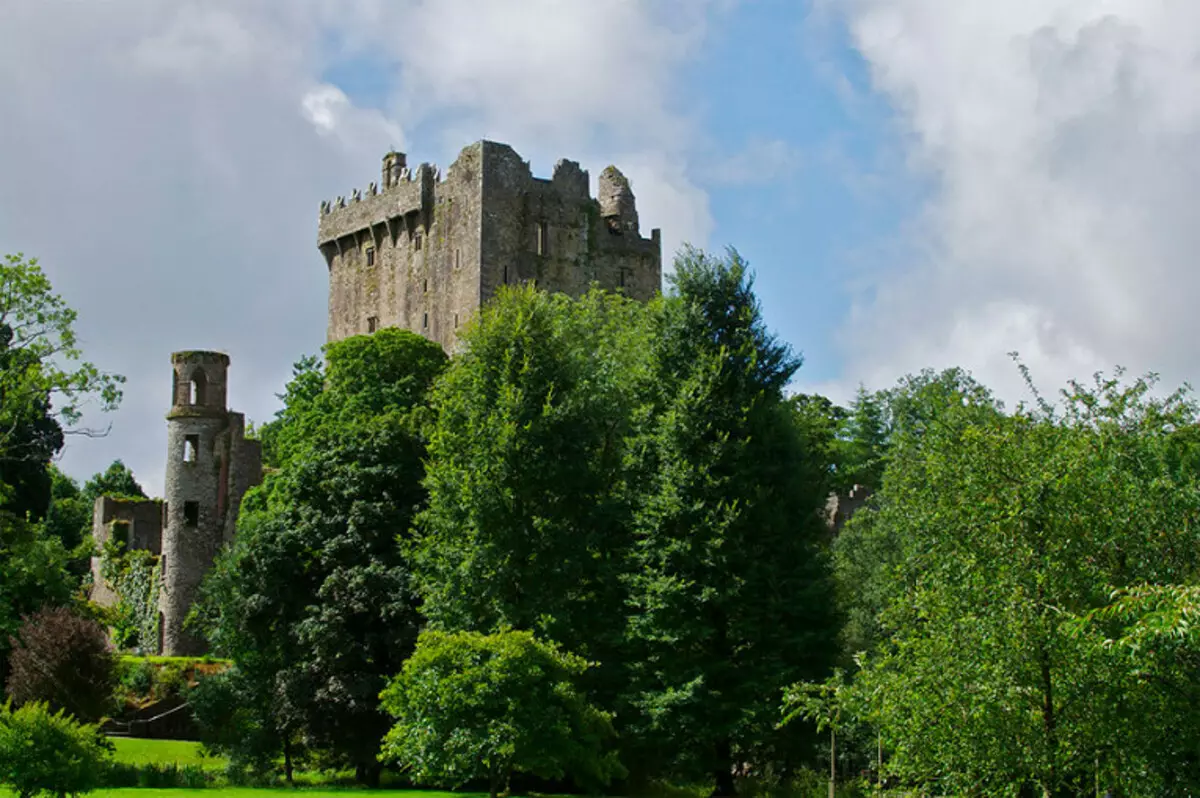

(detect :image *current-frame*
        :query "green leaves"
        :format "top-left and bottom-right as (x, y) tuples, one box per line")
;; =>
(195, 328), (447, 780)
(379, 629), (622, 797)
(0, 701), (112, 798)
(0, 253), (123, 443)
(832, 366), (1200, 794)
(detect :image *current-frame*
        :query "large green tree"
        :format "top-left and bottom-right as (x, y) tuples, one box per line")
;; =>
(623, 247), (838, 792)
(0, 255), (122, 518)
(196, 328), (446, 783)
(0, 252), (122, 680)
(835, 368), (1200, 796)
(414, 285), (655, 711)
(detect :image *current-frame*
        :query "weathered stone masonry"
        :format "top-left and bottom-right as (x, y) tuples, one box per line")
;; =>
(318, 140), (663, 349)
(89, 351), (262, 656)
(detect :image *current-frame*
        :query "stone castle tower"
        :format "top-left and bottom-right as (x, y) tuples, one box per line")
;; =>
(161, 351), (261, 655)
(318, 140), (662, 349)
(89, 351), (262, 656)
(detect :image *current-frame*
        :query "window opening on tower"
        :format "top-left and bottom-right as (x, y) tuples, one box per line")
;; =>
(184, 435), (199, 463)
(183, 501), (199, 527)
(187, 371), (207, 406)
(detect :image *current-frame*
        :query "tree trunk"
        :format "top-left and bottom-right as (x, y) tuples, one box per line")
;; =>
(488, 762), (500, 798)
(714, 737), (736, 796)
(829, 728), (836, 798)
(283, 738), (294, 786)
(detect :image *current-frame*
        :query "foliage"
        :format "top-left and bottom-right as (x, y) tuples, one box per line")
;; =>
(0, 255), (123, 517)
(831, 367), (1004, 658)
(0, 253), (123, 430)
(39, 469), (91, 578)
(414, 284), (654, 714)
(4, 605), (115, 723)
(195, 327), (447, 783)
(622, 247), (838, 790)
(0, 700), (113, 798)
(97, 537), (160, 653)
(834, 366), (1200, 795)
(379, 629), (622, 797)
(0, 513), (77, 687)
(189, 665), (297, 781)
(81, 460), (146, 503)
(250, 355), (322, 470)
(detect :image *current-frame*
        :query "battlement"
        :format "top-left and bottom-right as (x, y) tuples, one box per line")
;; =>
(320, 138), (663, 351)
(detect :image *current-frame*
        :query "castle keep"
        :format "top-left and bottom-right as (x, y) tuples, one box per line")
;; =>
(90, 351), (262, 656)
(318, 140), (662, 349)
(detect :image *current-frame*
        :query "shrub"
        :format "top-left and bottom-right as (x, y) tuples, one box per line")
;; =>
(5, 606), (115, 722)
(115, 658), (154, 698)
(154, 660), (187, 699)
(0, 701), (113, 798)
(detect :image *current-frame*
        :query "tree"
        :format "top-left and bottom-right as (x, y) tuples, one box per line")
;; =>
(836, 367), (1200, 795)
(0, 254), (123, 454)
(414, 285), (654, 713)
(379, 629), (623, 798)
(0, 514), (77, 687)
(624, 247), (838, 792)
(5, 606), (115, 723)
(832, 367), (1004, 657)
(0, 701), (112, 798)
(41, 468), (89, 552)
(81, 460), (145, 503)
(0, 254), (123, 521)
(195, 328), (447, 783)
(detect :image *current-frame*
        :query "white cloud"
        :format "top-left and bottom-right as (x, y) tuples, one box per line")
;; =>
(0, 0), (720, 495)
(707, 138), (803, 186)
(824, 0), (1200, 403)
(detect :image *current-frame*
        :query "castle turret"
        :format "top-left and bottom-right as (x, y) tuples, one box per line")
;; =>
(160, 350), (261, 655)
(598, 165), (639, 235)
(382, 150), (408, 189)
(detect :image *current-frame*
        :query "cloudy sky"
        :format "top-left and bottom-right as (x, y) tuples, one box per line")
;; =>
(2, 0), (1198, 496)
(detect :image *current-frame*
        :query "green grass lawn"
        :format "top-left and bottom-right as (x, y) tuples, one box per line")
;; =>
(109, 737), (225, 770)
(5, 791), (481, 798)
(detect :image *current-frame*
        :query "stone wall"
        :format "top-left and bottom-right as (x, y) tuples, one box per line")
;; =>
(88, 496), (164, 608)
(319, 139), (662, 351)
(825, 484), (872, 535)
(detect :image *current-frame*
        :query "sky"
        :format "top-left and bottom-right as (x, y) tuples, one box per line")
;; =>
(2, 0), (1199, 496)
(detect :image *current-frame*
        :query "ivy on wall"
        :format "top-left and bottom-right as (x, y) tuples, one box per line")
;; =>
(99, 534), (161, 653)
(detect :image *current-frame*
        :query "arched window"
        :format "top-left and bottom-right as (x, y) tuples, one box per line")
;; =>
(188, 369), (208, 406)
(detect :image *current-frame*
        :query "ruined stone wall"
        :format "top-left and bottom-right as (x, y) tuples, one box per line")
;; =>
(476, 142), (661, 308)
(221, 411), (263, 546)
(320, 140), (661, 351)
(88, 496), (164, 608)
(825, 484), (872, 536)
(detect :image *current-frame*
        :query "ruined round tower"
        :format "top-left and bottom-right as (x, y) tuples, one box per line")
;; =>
(160, 351), (261, 655)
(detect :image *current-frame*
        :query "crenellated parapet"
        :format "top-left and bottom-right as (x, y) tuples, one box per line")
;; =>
(318, 157), (441, 251)
(320, 138), (663, 351)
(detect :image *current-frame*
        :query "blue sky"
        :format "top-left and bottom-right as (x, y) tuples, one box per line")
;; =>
(2, 0), (1198, 494)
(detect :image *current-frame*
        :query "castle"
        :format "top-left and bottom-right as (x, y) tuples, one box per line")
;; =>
(318, 140), (662, 349)
(89, 140), (660, 655)
(90, 352), (262, 656)
(88, 139), (869, 656)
